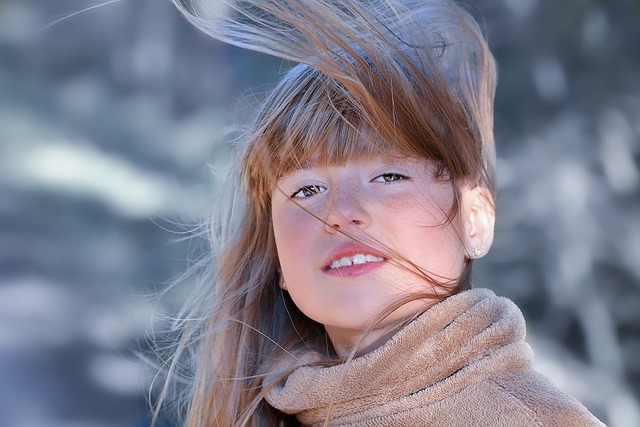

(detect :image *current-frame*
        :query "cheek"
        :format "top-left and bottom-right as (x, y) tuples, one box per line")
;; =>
(417, 219), (467, 276)
(381, 189), (465, 272)
(272, 206), (317, 269)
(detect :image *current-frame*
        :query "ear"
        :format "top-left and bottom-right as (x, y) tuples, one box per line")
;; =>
(459, 186), (495, 259)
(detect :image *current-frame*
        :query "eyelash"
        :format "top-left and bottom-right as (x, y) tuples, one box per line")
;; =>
(290, 184), (326, 199)
(289, 172), (409, 199)
(372, 172), (409, 184)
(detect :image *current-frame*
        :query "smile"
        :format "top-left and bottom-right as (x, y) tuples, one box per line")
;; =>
(328, 254), (385, 270)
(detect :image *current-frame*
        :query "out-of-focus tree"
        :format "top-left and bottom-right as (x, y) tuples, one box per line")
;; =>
(0, 0), (637, 426)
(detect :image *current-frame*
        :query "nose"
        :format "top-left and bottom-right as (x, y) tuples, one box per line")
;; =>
(324, 185), (371, 234)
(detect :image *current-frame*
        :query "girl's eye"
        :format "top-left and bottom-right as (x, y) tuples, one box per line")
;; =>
(372, 172), (409, 183)
(291, 184), (326, 199)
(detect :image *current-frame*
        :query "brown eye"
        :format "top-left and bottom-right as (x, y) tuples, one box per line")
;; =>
(373, 173), (409, 183)
(291, 184), (326, 198)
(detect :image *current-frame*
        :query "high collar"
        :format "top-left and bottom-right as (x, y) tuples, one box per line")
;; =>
(266, 288), (533, 425)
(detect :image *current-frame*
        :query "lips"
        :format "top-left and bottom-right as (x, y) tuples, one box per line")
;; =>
(323, 243), (387, 271)
(329, 254), (385, 269)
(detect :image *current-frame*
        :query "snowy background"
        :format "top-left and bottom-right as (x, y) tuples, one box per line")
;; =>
(1, 0), (639, 426)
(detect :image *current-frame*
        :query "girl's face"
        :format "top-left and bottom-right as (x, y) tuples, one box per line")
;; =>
(271, 156), (471, 355)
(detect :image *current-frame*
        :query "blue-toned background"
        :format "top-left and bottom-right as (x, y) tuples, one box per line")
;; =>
(1, 0), (639, 426)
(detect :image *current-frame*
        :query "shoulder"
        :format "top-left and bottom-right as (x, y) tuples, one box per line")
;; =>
(486, 370), (606, 427)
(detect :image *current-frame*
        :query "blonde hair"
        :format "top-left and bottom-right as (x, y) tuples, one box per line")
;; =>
(156, 0), (497, 425)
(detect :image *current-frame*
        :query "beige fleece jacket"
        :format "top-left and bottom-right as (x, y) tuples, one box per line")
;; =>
(266, 288), (605, 426)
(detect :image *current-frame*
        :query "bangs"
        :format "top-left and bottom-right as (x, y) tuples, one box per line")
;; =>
(246, 65), (440, 195)
(273, 103), (409, 177)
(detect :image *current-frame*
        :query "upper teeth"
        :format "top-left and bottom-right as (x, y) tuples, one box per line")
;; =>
(329, 254), (384, 269)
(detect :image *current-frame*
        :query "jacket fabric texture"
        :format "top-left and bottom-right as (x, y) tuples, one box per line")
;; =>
(266, 288), (605, 426)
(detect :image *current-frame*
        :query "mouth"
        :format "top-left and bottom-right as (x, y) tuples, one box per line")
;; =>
(326, 253), (385, 270)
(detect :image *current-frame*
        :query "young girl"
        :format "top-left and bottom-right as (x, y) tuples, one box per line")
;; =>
(157, 0), (605, 425)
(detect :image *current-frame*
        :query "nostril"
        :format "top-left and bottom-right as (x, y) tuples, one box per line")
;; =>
(351, 219), (362, 225)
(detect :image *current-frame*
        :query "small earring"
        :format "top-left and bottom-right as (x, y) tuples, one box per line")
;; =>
(473, 245), (482, 258)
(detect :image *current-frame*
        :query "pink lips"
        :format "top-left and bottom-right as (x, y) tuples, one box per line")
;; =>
(322, 242), (387, 277)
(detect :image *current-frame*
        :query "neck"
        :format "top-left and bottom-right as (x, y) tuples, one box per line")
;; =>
(326, 299), (441, 358)
(326, 321), (407, 359)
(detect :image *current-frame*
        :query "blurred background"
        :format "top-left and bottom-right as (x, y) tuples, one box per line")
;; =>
(1, 0), (639, 426)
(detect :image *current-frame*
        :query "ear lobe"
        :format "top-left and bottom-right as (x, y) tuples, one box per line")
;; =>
(461, 186), (495, 259)
(279, 275), (288, 290)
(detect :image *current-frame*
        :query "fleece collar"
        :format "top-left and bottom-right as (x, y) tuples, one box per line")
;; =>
(266, 288), (533, 425)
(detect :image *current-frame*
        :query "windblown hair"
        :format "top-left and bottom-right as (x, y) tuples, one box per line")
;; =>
(156, 0), (497, 425)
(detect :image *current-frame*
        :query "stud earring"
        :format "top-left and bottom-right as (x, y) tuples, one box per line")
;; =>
(473, 245), (482, 257)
